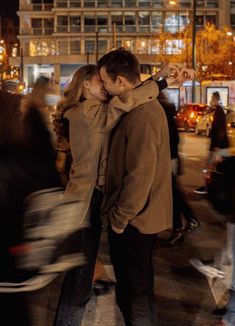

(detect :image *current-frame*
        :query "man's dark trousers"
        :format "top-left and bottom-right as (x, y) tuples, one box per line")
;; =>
(108, 224), (155, 326)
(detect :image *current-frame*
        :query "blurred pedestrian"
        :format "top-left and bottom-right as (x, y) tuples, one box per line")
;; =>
(0, 79), (61, 325)
(194, 91), (229, 194)
(209, 91), (229, 162)
(20, 76), (61, 190)
(0, 91), (31, 325)
(158, 91), (200, 246)
(0, 77), (61, 326)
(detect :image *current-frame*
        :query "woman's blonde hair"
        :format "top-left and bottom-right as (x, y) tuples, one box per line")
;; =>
(57, 64), (98, 112)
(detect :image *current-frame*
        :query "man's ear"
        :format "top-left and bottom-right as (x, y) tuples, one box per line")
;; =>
(116, 75), (126, 87)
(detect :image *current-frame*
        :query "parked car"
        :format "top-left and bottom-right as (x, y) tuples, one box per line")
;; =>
(175, 103), (209, 131)
(194, 107), (215, 137)
(195, 107), (234, 137)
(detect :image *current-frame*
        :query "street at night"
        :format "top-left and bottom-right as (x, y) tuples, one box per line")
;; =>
(1, 1), (235, 325)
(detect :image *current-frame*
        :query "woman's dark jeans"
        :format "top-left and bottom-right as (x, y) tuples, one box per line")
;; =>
(54, 189), (103, 326)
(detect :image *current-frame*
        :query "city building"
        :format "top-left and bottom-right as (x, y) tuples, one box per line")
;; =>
(11, 0), (234, 93)
(0, 17), (19, 81)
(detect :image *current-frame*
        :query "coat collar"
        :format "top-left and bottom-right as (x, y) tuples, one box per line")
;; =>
(109, 80), (159, 113)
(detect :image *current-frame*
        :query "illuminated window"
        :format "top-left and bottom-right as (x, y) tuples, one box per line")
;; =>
(111, 12), (123, 32)
(70, 16), (80, 32)
(178, 12), (189, 30)
(123, 38), (135, 51)
(195, 13), (204, 27)
(231, 14), (235, 27)
(97, 0), (108, 7)
(32, 18), (53, 35)
(58, 39), (68, 55)
(124, 12), (136, 32)
(98, 40), (108, 53)
(206, 0), (218, 8)
(197, 1), (205, 7)
(57, 16), (68, 32)
(165, 12), (180, 33)
(137, 38), (148, 54)
(29, 39), (56, 56)
(138, 0), (151, 7)
(44, 19), (54, 34)
(152, 0), (164, 8)
(84, 0), (96, 7)
(206, 12), (217, 26)
(111, 0), (123, 7)
(55, 0), (68, 8)
(85, 39), (95, 54)
(70, 38), (81, 54)
(124, 0), (136, 6)
(150, 39), (160, 54)
(151, 12), (163, 32)
(32, 0), (53, 10)
(84, 15), (96, 32)
(69, 0), (81, 7)
(165, 39), (184, 54)
(138, 12), (150, 32)
(97, 15), (109, 32)
(179, 0), (192, 7)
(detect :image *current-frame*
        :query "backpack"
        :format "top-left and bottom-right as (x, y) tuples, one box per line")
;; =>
(0, 187), (89, 292)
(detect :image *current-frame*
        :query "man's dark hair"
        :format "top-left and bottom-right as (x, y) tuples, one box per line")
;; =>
(97, 48), (141, 84)
(212, 91), (220, 100)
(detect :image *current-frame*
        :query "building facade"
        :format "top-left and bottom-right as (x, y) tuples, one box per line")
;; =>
(12, 0), (234, 92)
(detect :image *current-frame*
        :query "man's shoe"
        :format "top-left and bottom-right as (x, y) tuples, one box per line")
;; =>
(193, 185), (207, 195)
(185, 218), (201, 232)
(212, 307), (227, 317)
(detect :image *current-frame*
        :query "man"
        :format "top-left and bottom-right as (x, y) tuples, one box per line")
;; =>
(97, 48), (172, 325)
(194, 91), (229, 195)
(209, 91), (229, 160)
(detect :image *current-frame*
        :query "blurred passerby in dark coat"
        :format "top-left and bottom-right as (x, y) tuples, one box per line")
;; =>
(0, 78), (62, 326)
(209, 91), (229, 163)
(0, 91), (32, 325)
(194, 91), (229, 194)
(158, 91), (200, 245)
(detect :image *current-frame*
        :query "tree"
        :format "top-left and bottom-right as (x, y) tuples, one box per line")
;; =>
(150, 24), (235, 80)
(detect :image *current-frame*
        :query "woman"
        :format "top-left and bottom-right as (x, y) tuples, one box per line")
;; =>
(53, 64), (163, 326)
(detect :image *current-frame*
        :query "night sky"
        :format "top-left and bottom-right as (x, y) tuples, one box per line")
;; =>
(0, 0), (19, 23)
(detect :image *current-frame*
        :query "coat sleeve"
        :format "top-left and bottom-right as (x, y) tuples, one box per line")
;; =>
(109, 111), (158, 229)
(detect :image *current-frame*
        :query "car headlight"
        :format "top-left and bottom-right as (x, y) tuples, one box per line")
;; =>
(190, 112), (194, 118)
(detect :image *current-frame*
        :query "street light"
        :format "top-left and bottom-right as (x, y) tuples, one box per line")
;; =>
(192, 0), (197, 102)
